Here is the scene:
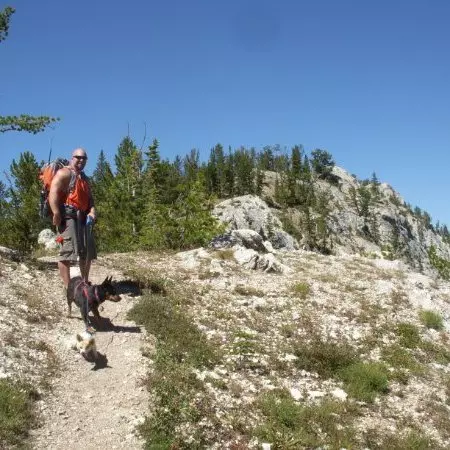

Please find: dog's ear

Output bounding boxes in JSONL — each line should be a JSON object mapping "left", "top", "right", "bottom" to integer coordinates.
{"left": 102, "top": 276, "right": 112, "bottom": 285}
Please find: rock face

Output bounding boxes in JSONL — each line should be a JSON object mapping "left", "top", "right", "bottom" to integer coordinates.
{"left": 320, "top": 166, "right": 450, "bottom": 272}
{"left": 211, "top": 168, "right": 450, "bottom": 276}
{"left": 212, "top": 195, "right": 299, "bottom": 251}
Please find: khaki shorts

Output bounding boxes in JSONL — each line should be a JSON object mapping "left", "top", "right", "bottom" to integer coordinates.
{"left": 58, "top": 217, "right": 97, "bottom": 262}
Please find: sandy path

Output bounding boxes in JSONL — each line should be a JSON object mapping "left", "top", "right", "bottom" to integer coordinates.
{"left": 30, "top": 261, "right": 149, "bottom": 450}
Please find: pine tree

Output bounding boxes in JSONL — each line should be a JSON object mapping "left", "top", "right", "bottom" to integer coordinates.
{"left": 92, "top": 150, "right": 113, "bottom": 204}
{"left": 163, "top": 178, "right": 224, "bottom": 249}
{"left": 234, "top": 147, "right": 255, "bottom": 195}
{"left": 0, "top": 152, "right": 42, "bottom": 251}
{"left": 97, "top": 137, "right": 143, "bottom": 251}
{"left": 291, "top": 145, "right": 303, "bottom": 179}
{"left": 310, "top": 149, "right": 335, "bottom": 180}
{"left": 224, "top": 148, "right": 235, "bottom": 197}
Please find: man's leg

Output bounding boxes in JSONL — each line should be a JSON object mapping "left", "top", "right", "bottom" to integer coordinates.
{"left": 58, "top": 261, "right": 71, "bottom": 288}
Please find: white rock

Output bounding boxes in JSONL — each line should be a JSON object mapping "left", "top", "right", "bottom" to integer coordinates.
{"left": 331, "top": 388, "right": 348, "bottom": 401}
{"left": 38, "top": 229, "right": 59, "bottom": 250}
{"left": 289, "top": 388, "right": 302, "bottom": 401}
{"left": 308, "top": 390, "right": 325, "bottom": 399}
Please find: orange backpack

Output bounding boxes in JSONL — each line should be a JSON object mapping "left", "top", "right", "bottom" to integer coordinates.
{"left": 39, "top": 158, "right": 76, "bottom": 218}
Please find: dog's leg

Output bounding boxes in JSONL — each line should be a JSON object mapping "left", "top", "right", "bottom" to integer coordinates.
{"left": 80, "top": 299, "right": 91, "bottom": 329}
{"left": 92, "top": 304, "right": 101, "bottom": 320}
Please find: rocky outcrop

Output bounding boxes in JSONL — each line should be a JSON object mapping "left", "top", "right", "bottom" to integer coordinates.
{"left": 211, "top": 168, "right": 450, "bottom": 276}
{"left": 320, "top": 166, "right": 450, "bottom": 272}
{"left": 212, "top": 195, "right": 299, "bottom": 251}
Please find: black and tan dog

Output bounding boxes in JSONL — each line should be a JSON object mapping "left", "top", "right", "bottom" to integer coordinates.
{"left": 67, "top": 276, "right": 121, "bottom": 329}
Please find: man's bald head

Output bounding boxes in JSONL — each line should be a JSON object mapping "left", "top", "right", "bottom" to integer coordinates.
{"left": 72, "top": 148, "right": 87, "bottom": 158}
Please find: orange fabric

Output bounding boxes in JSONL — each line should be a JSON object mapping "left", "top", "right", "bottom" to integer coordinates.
{"left": 39, "top": 166, "right": 57, "bottom": 190}
{"left": 65, "top": 173, "right": 91, "bottom": 212}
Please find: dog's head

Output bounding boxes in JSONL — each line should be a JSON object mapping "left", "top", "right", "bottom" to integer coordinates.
{"left": 76, "top": 330, "right": 98, "bottom": 361}
{"left": 101, "top": 276, "right": 121, "bottom": 302}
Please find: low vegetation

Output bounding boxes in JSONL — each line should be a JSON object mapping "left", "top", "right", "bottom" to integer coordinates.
{"left": 419, "top": 309, "right": 444, "bottom": 330}
{"left": 127, "top": 273, "right": 222, "bottom": 447}
{"left": 0, "top": 379, "right": 37, "bottom": 447}
{"left": 255, "top": 390, "right": 359, "bottom": 448}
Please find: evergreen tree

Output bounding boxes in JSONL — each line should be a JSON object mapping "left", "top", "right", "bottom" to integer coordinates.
{"left": 0, "top": 152, "right": 41, "bottom": 251}
{"left": 260, "top": 146, "right": 275, "bottom": 171}
{"left": 163, "top": 178, "right": 224, "bottom": 249}
{"left": 223, "top": 148, "right": 235, "bottom": 197}
{"left": 310, "top": 149, "right": 335, "bottom": 180}
{"left": 234, "top": 147, "right": 255, "bottom": 195}
{"left": 97, "top": 137, "right": 143, "bottom": 251}
{"left": 291, "top": 145, "right": 303, "bottom": 178}
{"left": 370, "top": 172, "right": 381, "bottom": 200}
{"left": 314, "top": 189, "right": 332, "bottom": 252}
{"left": 91, "top": 150, "right": 113, "bottom": 204}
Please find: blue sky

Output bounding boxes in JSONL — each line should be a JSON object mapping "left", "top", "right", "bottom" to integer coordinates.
{"left": 2, "top": 0, "right": 450, "bottom": 225}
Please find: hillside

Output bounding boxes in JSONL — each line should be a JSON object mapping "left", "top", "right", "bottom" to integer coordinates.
{"left": 256, "top": 165, "right": 450, "bottom": 275}
{"left": 2, "top": 238, "right": 450, "bottom": 448}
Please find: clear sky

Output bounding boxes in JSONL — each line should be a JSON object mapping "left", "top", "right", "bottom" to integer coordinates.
{"left": 2, "top": 1, "right": 450, "bottom": 225}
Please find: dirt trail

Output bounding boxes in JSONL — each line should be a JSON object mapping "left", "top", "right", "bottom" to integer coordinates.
{"left": 29, "top": 260, "right": 149, "bottom": 450}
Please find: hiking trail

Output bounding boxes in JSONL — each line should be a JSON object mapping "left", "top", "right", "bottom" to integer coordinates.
{"left": 29, "top": 259, "right": 149, "bottom": 450}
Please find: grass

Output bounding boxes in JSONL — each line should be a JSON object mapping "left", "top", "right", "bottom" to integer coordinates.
{"left": 123, "top": 267, "right": 169, "bottom": 295}
{"left": 396, "top": 323, "right": 422, "bottom": 349}
{"left": 338, "top": 361, "right": 389, "bottom": 403}
{"left": 233, "top": 284, "right": 265, "bottom": 297}
{"left": 418, "top": 340, "right": 450, "bottom": 365}
{"left": 127, "top": 272, "right": 223, "bottom": 448}
{"left": 381, "top": 344, "right": 426, "bottom": 378}
{"left": 292, "top": 338, "right": 390, "bottom": 402}
{"left": 423, "top": 400, "right": 450, "bottom": 440}
{"left": 291, "top": 281, "right": 311, "bottom": 299}
{"left": 419, "top": 310, "right": 444, "bottom": 330}
{"left": 364, "top": 428, "right": 441, "bottom": 450}
{"left": 293, "top": 338, "right": 357, "bottom": 378}
{"left": 0, "top": 378, "right": 37, "bottom": 447}
{"left": 12, "top": 283, "right": 58, "bottom": 324}
{"left": 255, "top": 389, "right": 359, "bottom": 449}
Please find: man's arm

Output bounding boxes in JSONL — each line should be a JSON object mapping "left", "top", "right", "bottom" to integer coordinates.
{"left": 49, "top": 168, "right": 71, "bottom": 227}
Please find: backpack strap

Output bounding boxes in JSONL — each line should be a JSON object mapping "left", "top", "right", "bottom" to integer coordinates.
{"left": 67, "top": 168, "right": 77, "bottom": 193}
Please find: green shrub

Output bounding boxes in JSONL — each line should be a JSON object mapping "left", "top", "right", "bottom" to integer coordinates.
{"left": 128, "top": 288, "right": 223, "bottom": 448}
{"left": 128, "top": 292, "right": 219, "bottom": 368}
{"left": 233, "top": 284, "right": 265, "bottom": 297}
{"left": 123, "top": 268, "right": 169, "bottom": 294}
{"left": 419, "top": 310, "right": 444, "bottom": 331}
{"left": 0, "top": 379, "right": 36, "bottom": 447}
{"left": 364, "top": 429, "right": 440, "bottom": 450}
{"left": 381, "top": 344, "right": 425, "bottom": 377}
{"left": 396, "top": 323, "right": 421, "bottom": 349}
{"left": 293, "top": 339, "right": 357, "bottom": 378}
{"left": 428, "top": 245, "right": 450, "bottom": 280}
{"left": 255, "top": 389, "right": 358, "bottom": 449}
{"left": 292, "top": 282, "right": 311, "bottom": 299}
{"left": 338, "top": 362, "right": 389, "bottom": 403}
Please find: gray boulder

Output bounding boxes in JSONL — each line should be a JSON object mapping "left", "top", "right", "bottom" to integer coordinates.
{"left": 212, "top": 195, "right": 298, "bottom": 251}
{"left": 38, "top": 229, "right": 59, "bottom": 250}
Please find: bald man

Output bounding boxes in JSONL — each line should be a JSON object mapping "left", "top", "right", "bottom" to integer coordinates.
{"left": 49, "top": 148, "right": 97, "bottom": 287}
